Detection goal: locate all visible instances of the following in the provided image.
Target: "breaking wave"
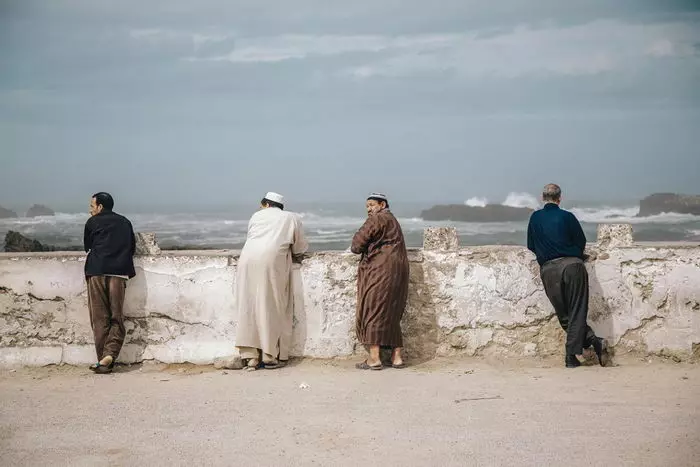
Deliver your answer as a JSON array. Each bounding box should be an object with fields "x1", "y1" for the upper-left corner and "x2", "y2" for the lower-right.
[
  {"x1": 569, "y1": 207, "x2": 700, "y2": 224},
  {"x1": 502, "y1": 192, "x2": 540, "y2": 210},
  {"x1": 463, "y1": 192, "x2": 540, "y2": 210},
  {"x1": 2, "y1": 202, "x2": 699, "y2": 250},
  {"x1": 465, "y1": 197, "x2": 488, "y2": 207}
]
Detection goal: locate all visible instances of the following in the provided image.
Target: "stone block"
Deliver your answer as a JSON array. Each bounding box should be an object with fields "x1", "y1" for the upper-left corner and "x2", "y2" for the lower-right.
[
  {"x1": 597, "y1": 224, "x2": 634, "y2": 249},
  {"x1": 61, "y1": 345, "x2": 95, "y2": 365},
  {"x1": 423, "y1": 227, "x2": 459, "y2": 251},
  {"x1": 0, "y1": 346, "x2": 62, "y2": 368},
  {"x1": 135, "y1": 232, "x2": 161, "y2": 256},
  {"x1": 447, "y1": 328, "x2": 494, "y2": 356}
]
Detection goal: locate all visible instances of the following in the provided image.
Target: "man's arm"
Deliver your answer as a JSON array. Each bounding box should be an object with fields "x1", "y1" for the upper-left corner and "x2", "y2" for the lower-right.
[
  {"x1": 83, "y1": 218, "x2": 94, "y2": 253},
  {"x1": 526, "y1": 216, "x2": 535, "y2": 253},
  {"x1": 291, "y1": 216, "x2": 309, "y2": 256},
  {"x1": 129, "y1": 221, "x2": 136, "y2": 257},
  {"x1": 351, "y1": 215, "x2": 379, "y2": 255},
  {"x1": 569, "y1": 213, "x2": 587, "y2": 252}
]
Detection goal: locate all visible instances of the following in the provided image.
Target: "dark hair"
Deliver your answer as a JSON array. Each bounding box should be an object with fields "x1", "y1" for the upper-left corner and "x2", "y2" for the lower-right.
[
  {"x1": 92, "y1": 192, "x2": 114, "y2": 211},
  {"x1": 261, "y1": 198, "x2": 284, "y2": 210},
  {"x1": 542, "y1": 184, "x2": 562, "y2": 203},
  {"x1": 368, "y1": 197, "x2": 389, "y2": 209}
]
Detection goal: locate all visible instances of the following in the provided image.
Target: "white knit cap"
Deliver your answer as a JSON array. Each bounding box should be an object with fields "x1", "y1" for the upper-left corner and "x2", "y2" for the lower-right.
[
  {"x1": 367, "y1": 192, "x2": 387, "y2": 201},
  {"x1": 264, "y1": 192, "x2": 284, "y2": 204}
]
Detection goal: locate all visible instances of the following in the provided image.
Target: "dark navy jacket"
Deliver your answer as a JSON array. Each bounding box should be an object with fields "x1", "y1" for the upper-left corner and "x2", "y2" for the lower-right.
[
  {"x1": 527, "y1": 203, "x2": 586, "y2": 266},
  {"x1": 84, "y1": 211, "x2": 136, "y2": 278}
]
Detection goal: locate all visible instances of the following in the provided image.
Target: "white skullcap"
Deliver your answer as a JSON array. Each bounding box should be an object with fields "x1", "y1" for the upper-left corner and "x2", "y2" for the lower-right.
[
  {"x1": 264, "y1": 192, "x2": 284, "y2": 204},
  {"x1": 367, "y1": 192, "x2": 387, "y2": 201}
]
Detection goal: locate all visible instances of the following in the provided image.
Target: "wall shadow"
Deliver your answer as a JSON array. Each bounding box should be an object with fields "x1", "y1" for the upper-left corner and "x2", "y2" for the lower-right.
[
  {"x1": 120, "y1": 263, "x2": 150, "y2": 364},
  {"x1": 289, "y1": 264, "x2": 307, "y2": 358},
  {"x1": 586, "y1": 258, "x2": 616, "y2": 360},
  {"x1": 401, "y1": 259, "x2": 439, "y2": 364}
]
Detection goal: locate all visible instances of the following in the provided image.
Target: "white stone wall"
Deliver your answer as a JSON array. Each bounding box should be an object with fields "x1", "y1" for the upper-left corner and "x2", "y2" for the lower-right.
[{"x1": 1, "y1": 239, "x2": 699, "y2": 367}]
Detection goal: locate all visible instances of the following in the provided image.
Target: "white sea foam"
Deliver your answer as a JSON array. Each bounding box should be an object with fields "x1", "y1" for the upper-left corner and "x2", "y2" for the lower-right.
[
  {"x1": 465, "y1": 197, "x2": 488, "y2": 207},
  {"x1": 1, "y1": 204, "x2": 699, "y2": 249},
  {"x1": 569, "y1": 207, "x2": 700, "y2": 224},
  {"x1": 502, "y1": 192, "x2": 540, "y2": 210}
]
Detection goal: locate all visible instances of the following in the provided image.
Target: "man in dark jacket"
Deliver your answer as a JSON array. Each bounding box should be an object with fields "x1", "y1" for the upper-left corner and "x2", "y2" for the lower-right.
[
  {"x1": 84, "y1": 192, "x2": 136, "y2": 374},
  {"x1": 527, "y1": 184, "x2": 609, "y2": 368}
]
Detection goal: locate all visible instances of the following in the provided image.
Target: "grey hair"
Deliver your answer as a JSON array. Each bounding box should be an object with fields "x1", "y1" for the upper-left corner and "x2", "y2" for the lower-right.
[{"x1": 542, "y1": 183, "x2": 562, "y2": 202}]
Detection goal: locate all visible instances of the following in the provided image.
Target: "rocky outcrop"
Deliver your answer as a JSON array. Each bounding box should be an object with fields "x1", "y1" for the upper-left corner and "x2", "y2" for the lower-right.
[
  {"x1": 638, "y1": 193, "x2": 700, "y2": 217},
  {"x1": 26, "y1": 205, "x2": 55, "y2": 218},
  {"x1": 0, "y1": 206, "x2": 18, "y2": 219},
  {"x1": 3, "y1": 231, "x2": 55, "y2": 253},
  {"x1": 421, "y1": 204, "x2": 533, "y2": 222}
]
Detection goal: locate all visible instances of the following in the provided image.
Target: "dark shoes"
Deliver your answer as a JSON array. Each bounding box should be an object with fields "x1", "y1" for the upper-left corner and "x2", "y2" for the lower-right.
[
  {"x1": 264, "y1": 360, "x2": 288, "y2": 370},
  {"x1": 89, "y1": 362, "x2": 114, "y2": 374},
  {"x1": 355, "y1": 360, "x2": 383, "y2": 370},
  {"x1": 565, "y1": 337, "x2": 611, "y2": 368},
  {"x1": 592, "y1": 337, "x2": 610, "y2": 367},
  {"x1": 565, "y1": 355, "x2": 581, "y2": 368}
]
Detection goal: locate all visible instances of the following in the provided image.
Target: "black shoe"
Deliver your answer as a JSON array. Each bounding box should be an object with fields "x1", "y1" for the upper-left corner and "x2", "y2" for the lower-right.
[
  {"x1": 93, "y1": 362, "x2": 114, "y2": 374},
  {"x1": 591, "y1": 337, "x2": 610, "y2": 367},
  {"x1": 565, "y1": 355, "x2": 581, "y2": 368}
]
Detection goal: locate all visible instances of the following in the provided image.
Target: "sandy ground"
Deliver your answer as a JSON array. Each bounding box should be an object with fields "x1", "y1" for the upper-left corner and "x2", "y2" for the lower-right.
[{"x1": 0, "y1": 357, "x2": 698, "y2": 467}]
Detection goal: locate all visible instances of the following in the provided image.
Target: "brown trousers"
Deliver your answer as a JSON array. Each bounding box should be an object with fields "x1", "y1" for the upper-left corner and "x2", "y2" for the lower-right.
[{"x1": 87, "y1": 276, "x2": 127, "y2": 361}]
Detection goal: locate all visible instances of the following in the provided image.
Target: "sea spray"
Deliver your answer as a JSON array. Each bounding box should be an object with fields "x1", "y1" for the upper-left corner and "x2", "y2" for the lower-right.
[
  {"x1": 1, "y1": 204, "x2": 699, "y2": 250},
  {"x1": 465, "y1": 197, "x2": 488, "y2": 207},
  {"x1": 502, "y1": 192, "x2": 540, "y2": 210}
]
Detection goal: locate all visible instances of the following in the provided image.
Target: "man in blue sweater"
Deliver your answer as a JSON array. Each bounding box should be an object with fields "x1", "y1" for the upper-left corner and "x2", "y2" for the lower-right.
[{"x1": 527, "y1": 184, "x2": 609, "y2": 368}]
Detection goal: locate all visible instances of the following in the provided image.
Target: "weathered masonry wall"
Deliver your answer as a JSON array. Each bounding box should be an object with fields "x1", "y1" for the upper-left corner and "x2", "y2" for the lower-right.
[{"x1": 1, "y1": 225, "x2": 699, "y2": 367}]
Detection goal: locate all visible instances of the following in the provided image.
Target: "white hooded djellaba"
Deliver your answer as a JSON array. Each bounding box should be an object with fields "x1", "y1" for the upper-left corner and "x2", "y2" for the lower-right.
[{"x1": 235, "y1": 192, "x2": 308, "y2": 362}]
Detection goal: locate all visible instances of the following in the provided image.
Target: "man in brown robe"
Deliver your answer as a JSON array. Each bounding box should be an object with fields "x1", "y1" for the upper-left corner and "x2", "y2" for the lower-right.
[{"x1": 351, "y1": 193, "x2": 409, "y2": 370}]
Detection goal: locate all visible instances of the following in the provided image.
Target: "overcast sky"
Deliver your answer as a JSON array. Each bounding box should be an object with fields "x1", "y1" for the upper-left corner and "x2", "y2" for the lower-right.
[{"x1": 1, "y1": 0, "x2": 699, "y2": 210}]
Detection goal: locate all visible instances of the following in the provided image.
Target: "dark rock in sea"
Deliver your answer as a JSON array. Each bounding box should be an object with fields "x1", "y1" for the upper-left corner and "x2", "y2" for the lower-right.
[
  {"x1": 26, "y1": 204, "x2": 55, "y2": 218},
  {"x1": 421, "y1": 204, "x2": 533, "y2": 223},
  {"x1": 637, "y1": 193, "x2": 700, "y2": 217},
  {"x1": 3, "y1": 231, "x2": 56, "y2": 253},
  {"x1": 0, "y1": 206, "x2": 18, "y2": 219}
]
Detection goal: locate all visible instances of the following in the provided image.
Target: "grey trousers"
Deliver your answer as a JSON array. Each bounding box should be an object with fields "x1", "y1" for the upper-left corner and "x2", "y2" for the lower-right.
[{"x1": 540, "y1": 257, "x2": 597, "y2": 356}]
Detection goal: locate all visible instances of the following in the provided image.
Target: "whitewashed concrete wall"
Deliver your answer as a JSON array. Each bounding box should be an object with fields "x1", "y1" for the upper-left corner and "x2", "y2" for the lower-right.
[{"x1": 1, "y1": 229, "x2": 699, "y2": 367}]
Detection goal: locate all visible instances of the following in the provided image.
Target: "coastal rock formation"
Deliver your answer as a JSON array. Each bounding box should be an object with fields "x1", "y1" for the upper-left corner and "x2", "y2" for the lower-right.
[
  {"x1": 0, "y1": 206, "x2": 18, "y2": 219},
  {"x1": 3, "y1": 231, "x2": 55, "y2": 253},
  {"x1": 421, "y1": 204, "x2": 533, "y2": 222},
  {"x1": 26, "y1": 204, "x2": 55, "y2": 218},
  {"x1": 638, "y1": 193, "x2": 700, "y2": 217}
]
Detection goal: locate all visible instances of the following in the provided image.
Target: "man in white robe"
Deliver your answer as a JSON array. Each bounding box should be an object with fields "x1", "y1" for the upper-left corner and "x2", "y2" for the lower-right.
[{"x1": 235, "y1": 192, "x2": 308, "y2": 370}]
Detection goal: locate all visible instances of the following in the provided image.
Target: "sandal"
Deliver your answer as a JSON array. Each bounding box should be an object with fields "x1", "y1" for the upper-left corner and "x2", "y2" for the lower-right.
[
  {"x1": 391, "y1": 362, "x2": 407, "y2": 369},
  {"x1": 355, "y1": 360, "x2": 383, "y2": 371},
  {"x1": 244, "y1": 359, "x2": 264, "y2": 371},
  {"x1": 264, "y1": 360, "x2": 288, "y2": 370}
]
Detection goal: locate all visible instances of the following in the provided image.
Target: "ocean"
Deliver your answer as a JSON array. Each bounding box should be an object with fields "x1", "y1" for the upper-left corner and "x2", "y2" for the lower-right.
[{"x1": 2, "y1": 193, "x2": 699, "y2": 251}]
